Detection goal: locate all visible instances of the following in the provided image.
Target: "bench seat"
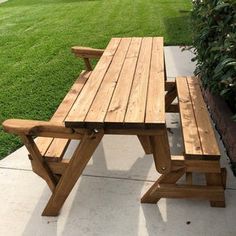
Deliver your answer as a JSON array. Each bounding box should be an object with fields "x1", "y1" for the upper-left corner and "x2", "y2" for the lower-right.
[
  {"x1": 176, "y1": 76, "x2": 221, "y2": 160},
  {"x1": 35, "y1": 71, "x2": 91, "y2": 162}
]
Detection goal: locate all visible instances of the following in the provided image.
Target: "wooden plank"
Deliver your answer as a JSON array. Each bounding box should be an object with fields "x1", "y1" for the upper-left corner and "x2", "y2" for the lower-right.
[
  {"x1": 176, "y1": 77, "x2": 203, "y2": 156},
  {"x1": 71, "y1": 46, "x2": 104, "y2": 59},
  {"x1": 38, "y1": 71, "x2": 90, "y2": 161},
  {"x1": 187, "y1": 77, "x2": 220, "y2": 156},
  {"x1": 186, "y1": 172, "x2": 193, "y2": 185},
  {"x1": 48, "y1": 160, "x2": 69, "y2": 175},
  {"x1": 103, "y1": 127, "x2": 163, "y2": 135},
  {"x1": 125, "y1": 37, "x2": 153, "y2": 125},
  {"x1": 51, "y1": 71, "x2": 91, "y2": 122},
  {"x1": 146, "y1": 37, "x2": 165, "y2": 125},
  {"x1": 154, "y1": 184, "x2": 225, "y2": 201},
  {"x1": 205, "y1": 172, "x2": 225, "y2": 207},
  {"x1": 65, "y1": 38, "x2": 121, "y2": 127},
  {"x1": 20, "y1": 135, "x2": 57, "y2": 192},
  {"x1": 42, "y1": 131, "x2": 104, "y2": 216},
  {"x1": 83, "y1": 58, "x2": 93, "y2": 71},
  {"x1": 150, "y1": 127, "x2": 172, "y2": 174},
  {"x1": 35, "y1": 137, "x2": 53, "y2": 156},
  {"x1": 85, "y1": 38, "x2": 132, "y2": 125},
  {"x1": 44, "y1": 138, "x2": 70, "y2": 162},
  {"x1": 171, "y1": 156, "x2": 221, "y2": 173},
  {"x1": 141, "y1": 168, "x2": 185, "y2": 203},
  {"x1": 105, "y1": 37, "x2": 142, "y2": 124}
]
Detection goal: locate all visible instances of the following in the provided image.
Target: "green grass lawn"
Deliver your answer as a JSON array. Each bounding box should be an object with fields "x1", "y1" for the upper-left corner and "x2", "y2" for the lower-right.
[{"x1": 0, "y1": 0, "x2": 192, "y2": 159}]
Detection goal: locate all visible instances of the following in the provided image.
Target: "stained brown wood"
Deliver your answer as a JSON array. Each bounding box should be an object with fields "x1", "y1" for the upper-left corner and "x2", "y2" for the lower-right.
[
  {"x1": 150, "y1": 127, "x2": 171, "y2": 174},
  {"x1": 83, "y1": 58, "x2": 93, "y2": 71},
  {"x1": 105, "y1": 37, "x2": 142, "y2": 124},
  {"x1": 186, "y1": 172, "x2": 193, "y2": 185},
  {"x1": 146, "y1": 37, "x2": 165, "y2": 125},
  {"x1": 71, "y1": 46, "x2": 104, "y2": 58},
  {"x1": 171, "y1": 156, "x2": 221, "y2": 173},
  {"x1": 20, "y1": 135, "x2": 57, "y2": 192},
  {"x1": 66, "y1": 37, "x2": 165, "y2": 129},
  {"x1": 176, "y1": 76, "x2": 221, "y2": 159},
  {"x1": 205, "y1": 172, "x2": 226, "y2": 207},
  {"x1": 125, "y1": 37, "x2": 152, "y2": 125},
  {"x1": 187, "y1": 77, "x2": 220, "y2": 156},
  {"x1": 39, "y1": 71, "x2": 90, "y2": 161},
  {"x1": 85, "y1": 38, "x2": 132, "y2": 125},
  {"x1": 152, "y1": 184, "x2": 224, "y2": 201},
  {"x1": 48, "y1": 160, "x2": 69, "y2": 175},
  {"x1": 141, "y1": 168, "x2": 185, "y2": 203},
  {"x1": 66, "y1": 38, "x2": 121, "y2": 125},
  {"x1": 176, "y1": 77, "x2": 203, "y2": 156},
  {"x1": 42, "y1": 131, "x2": 104, "y2": 216},
  {"x1": 3, "y1": 37, "x2": 227, "y2": 216}
]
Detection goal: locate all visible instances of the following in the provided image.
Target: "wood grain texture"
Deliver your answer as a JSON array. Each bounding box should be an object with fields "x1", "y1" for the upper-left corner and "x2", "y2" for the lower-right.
[
  {"x1": 66, "y1": 37, "x2": 165, "y2": 129},
  {"x1": 150, "y1": 127, "x2": 172, "y2": 174},
  {"x1": 125, "y1": 37, "x2": 152, "y2": 125},
  {"x1": 187, "y1": 77, "x2": 220, "y2": 156},
  {"x1": 65, "y1": 38, "x2": 121, "y2": 126},
  {"x1": 39, "y1": 71, "x2": 90, "y2": 161},
  {"x1": 146, "y1": 37, "x2": 165, "y2": 125},
  {"x1": 42, "y1": 131, "x2": 104, "y2": 216},
  {"x1": 71, "y1": 46, "x2": 104, "y2": 58},
  {"x1": 85, "y1": 38, "x2": 131, "y2": 125},
  {"x1": 176, "y1": 77, "x2": 203, "y2": 155},
  {"x1": 105, "y1": 37, "x2": 142, "y2": 125}
]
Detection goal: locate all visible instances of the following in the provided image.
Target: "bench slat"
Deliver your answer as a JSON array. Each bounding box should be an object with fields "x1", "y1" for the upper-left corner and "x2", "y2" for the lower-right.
[
  {"x1": 187, "y1": 77, "x2": 220, "y2": 157},
  {"x1": 176, "y1": 76, "x2": 220, "y2": 159},
  {"x1": 176, "y1": 77, "x2": 203, "y2": 156},
  {"x1": 36, "y1": 71, "x2": 90, "y2": 162}
]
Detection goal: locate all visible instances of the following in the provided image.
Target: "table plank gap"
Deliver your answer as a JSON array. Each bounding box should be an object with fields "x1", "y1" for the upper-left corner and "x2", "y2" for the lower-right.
[
  {"x1": 85, "y1": 38, "x2": 132, "y2": 125},
  {"x1": 105, "y1": 37, "x2": 143, "y2": 126},
  {"x1": 65, "y1": 38, "x2": 121, "y2": 127},
  {"x1": 124, "y1": 37, "x2": 153, "y2": 125}
]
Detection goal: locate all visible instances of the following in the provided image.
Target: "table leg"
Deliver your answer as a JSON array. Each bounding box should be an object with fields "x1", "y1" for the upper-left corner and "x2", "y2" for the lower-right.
[
  {"x1": 137, "y1": 135, "x2": 152, "y2": 154},
  {"x1": 205, "y1": 172, "x2": 226, "y2": 207},
  {"x1": 150, "y1": 127, "x2": 171, "y2": 174},
  {"x1": 42, "y1": 131, "x2": 104, "y2": 216},
  {"x1": 21, "y1": 135, "x2": 57, "y2": 192},
  {"x1": 141, "y1": 168, "x2": 185, "y2": 203}
]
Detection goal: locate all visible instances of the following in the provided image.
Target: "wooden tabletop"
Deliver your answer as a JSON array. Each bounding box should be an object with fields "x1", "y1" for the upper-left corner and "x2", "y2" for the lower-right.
[{"x1": 65, "y1": 37, "x2": 165, "y2": 129}]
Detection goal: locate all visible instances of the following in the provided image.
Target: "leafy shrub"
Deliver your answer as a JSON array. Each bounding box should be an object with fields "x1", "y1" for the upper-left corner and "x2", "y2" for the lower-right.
[{"x1": 191, "y1": 0, "x2": 236, "y2": 118}]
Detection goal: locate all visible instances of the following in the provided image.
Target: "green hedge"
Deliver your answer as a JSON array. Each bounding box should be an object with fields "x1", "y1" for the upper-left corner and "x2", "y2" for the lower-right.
[{"x1": 191, "y1": 0, "x2": 236, "y2": 118}]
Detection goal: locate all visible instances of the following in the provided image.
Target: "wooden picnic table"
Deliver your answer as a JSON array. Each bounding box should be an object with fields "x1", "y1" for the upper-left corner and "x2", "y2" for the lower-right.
[
  {"x1": 3, "y1": 37, "x2": 226, "y2": 217},
  {"x1": 42, "y1": 37, "x2": 172, "y2": 215}
]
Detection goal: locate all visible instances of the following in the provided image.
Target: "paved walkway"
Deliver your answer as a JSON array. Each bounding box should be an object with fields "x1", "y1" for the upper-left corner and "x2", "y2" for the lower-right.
[{"x1": 0, "y1": 47, "x2": 235, "y2": 236}]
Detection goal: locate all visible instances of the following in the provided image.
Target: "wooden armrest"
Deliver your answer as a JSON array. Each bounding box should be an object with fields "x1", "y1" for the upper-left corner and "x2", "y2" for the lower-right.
[
  {"x1": 2, "y1": 119, "x2": 84, "y2": 139},
  {"x1": 71, "y1": 46, "x2": 104, "y2": 59}
]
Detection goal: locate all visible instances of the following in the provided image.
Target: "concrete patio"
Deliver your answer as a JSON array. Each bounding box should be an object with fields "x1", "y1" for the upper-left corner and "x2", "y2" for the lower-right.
[{"x1": 0, "y1": 47, "x2": 236, "y2": 236}]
